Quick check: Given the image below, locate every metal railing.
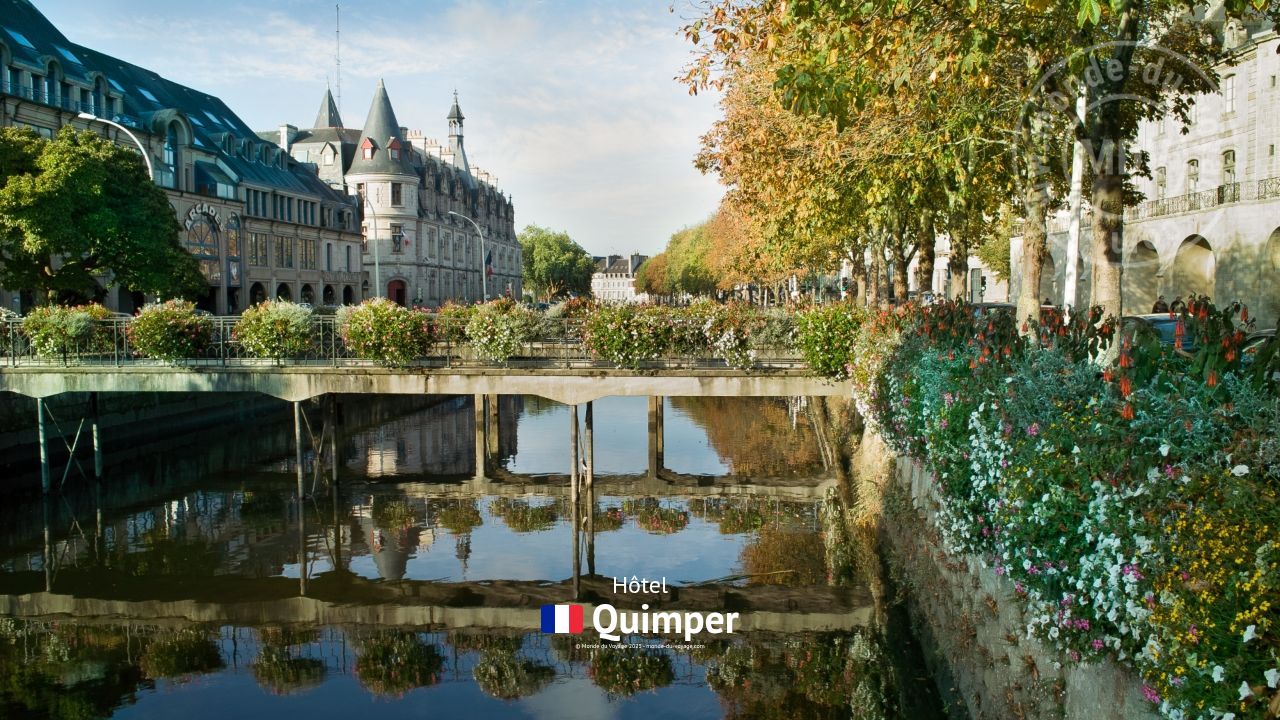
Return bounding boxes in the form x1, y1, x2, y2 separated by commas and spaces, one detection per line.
0, 316, 805, 371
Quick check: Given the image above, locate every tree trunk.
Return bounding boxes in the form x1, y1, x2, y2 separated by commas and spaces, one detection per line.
948, 231, 969, 301
917, 214, 936, 297
867, 252, 882, 307
1091, 156, 1124, 323
889, 242, 910, 305
1017, 183, 1050, 333
846, 248, 865, 305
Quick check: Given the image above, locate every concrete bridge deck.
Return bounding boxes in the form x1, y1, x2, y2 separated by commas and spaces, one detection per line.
0, 365, 849, 404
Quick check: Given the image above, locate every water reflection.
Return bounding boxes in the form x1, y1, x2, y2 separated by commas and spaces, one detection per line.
0, 394, 940, 718
0, 621, 895, 719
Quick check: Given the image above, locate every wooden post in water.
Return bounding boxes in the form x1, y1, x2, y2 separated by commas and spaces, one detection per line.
586, 479, 595, 576
473, 394, 486, 479
584, 401, 594, 488
42, 493, 52, 592
36, 398, 50, 493
487, 393, 499, 456
648, 396, 660, 480
293, 401, 305, 500
90, 392, 103, 480
570, 404, 579, 488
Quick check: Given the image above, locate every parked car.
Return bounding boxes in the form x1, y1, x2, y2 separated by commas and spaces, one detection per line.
1122, 314, 1196, 353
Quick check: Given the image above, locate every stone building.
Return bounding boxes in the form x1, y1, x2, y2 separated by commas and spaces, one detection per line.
1011, 11, 1280, 326
275, 84, 519, 306
591, 253, 648, 303
0, 0, 365, 314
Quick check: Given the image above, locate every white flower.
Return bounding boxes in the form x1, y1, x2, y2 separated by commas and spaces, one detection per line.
1212, 665, 1225, 683
1230, 465, 1250, 476
1159, 444, 1170, 457
1266, 668, 1279, 689
1238, 681, 1252, 700
1243, 625, 1257, 643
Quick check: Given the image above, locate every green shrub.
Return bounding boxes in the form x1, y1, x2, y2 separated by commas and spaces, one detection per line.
465, 298, 538, 363
21, 303, 113, 359
794, 302, 866, 377
126, 300, 213, 361
336, 298, 433, 367
582, 304, 671, 368
435, 301, 475, 344
233, 300, 313, 361
0, 307, 16, 354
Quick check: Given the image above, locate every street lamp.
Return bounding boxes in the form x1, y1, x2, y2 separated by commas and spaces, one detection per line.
448, 211, 487, 302
362, 188, 382, 298
77, 112, 153, 180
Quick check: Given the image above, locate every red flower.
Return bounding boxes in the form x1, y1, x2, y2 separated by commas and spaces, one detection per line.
1119, 376, 1132, 397
1206, 371, 1218, 388
1120, 403, 1135, 421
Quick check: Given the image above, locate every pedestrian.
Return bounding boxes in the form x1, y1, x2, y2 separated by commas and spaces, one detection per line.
1169, 296, 1186, 312
1152, 295, 1169, 313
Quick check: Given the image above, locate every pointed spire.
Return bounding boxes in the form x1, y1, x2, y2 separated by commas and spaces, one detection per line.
314, 87, 343, 129
350, 79, 411, 175
447, 89, 465, 122
447, 91, 473, 188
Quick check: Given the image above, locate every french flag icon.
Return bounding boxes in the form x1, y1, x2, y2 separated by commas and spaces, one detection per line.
541, 604, 585, 634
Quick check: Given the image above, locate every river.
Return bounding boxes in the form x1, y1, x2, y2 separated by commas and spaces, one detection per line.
0, 394, 944, 719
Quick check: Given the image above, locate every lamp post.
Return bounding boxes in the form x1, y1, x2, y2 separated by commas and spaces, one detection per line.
448, 211, 487, 302
363, 188, 382, 298
77, 112, 153, 180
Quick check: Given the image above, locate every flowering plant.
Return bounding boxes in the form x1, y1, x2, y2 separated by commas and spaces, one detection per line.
336, 298, 432, 367
435, 301, 475, 344
465, 297, 538, 363
21, 303, 113, 360
232, 300, 313, 361
126, 300, 213, 362
581, 304, 672, 369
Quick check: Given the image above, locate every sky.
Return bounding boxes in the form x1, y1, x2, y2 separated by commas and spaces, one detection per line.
36, 0, 725, 257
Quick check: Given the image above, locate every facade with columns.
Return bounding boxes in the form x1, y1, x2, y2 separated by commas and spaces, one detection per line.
0, 0, 365, 315
276, 83, 519, 306
1011, 12, 1280, 327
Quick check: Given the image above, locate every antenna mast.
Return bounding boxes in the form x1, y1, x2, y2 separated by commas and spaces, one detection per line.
335, 3, 342, 118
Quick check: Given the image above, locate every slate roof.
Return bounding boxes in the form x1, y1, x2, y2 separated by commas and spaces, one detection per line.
348, 79, 412, 176
0, 0, 351, 205
314, 87, 342, 128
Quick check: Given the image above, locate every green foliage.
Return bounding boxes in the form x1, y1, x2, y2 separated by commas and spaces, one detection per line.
435, 301, 475, 344
794, 302, 867, 378
0, 307, 15, 355
518, 224, 595, 301
860, 298, 1280, 720
139, 629, 224, 679
355, 632, 443, 697
336, 297, 433, 367
0, 127, 206, 302
126, 300, 213, 362
472, 653, 555, 700
974, 232, 1011, 283
21, 303, 112, 359
252, 647, 325, 696
489, 497, 558, 533
589, 647, 674, 697
581, 304, 673, 369
633, 254, 671, 296
233, 301, 313, 360
465, 297, 539, 363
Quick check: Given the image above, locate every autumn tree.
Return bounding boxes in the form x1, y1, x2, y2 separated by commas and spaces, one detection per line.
0, 127, 206, 304
634, 253, 672, 297
518, 224, 595, 301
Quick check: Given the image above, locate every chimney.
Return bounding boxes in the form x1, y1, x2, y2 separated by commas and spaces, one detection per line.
630, 254, 646, 274
278, 124, 298, 152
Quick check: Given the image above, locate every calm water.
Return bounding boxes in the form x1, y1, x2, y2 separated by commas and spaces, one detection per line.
0, 394, 940, 719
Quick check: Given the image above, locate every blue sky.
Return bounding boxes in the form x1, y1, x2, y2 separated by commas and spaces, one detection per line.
38, 0, 724, 256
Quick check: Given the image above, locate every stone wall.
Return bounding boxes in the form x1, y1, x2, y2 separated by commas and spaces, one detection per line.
866, 430, 1159, 720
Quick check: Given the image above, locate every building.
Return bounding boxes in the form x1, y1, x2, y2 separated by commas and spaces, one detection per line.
0, 0, 366, 314
1010, 10, 1280, 326
275, 84, 519, 306
591, 253, 648, 303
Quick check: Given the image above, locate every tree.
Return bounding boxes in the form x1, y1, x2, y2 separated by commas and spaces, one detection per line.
0, 127, 206, 304
634, 253, 671, 297
518, 224, 594, 301
665, 224, 717, 296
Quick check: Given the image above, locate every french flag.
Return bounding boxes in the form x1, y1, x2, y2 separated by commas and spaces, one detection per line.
541, 604, 584, 634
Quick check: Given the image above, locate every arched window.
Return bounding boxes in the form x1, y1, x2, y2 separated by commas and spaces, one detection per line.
1186, 159, 1199, 193
186, 214, 219, 258
164, 124, 178, 169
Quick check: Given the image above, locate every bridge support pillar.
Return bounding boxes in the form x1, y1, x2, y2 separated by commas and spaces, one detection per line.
474, 394, 486, 479
648, 396, 664, 480
487, 394, 499, 456
293, 400, 304, 499
36, 398, 50, 493
90, 392, 102, 480
569, 404, 579, 487
584, 401, 594, 488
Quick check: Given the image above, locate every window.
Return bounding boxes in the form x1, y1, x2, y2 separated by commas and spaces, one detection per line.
185, 216, 219, 259
5, 28, 35, 49
1155, 167, 1166, 200
226, 216, 241, 257
300, 240, 316, 270
108, 78, 124, 92
323, 148, 334, 165
391, 224, 404, 253
1224, 74, 1236, 112
391, 182, 403, 206
1187, 102, 1197, 126
164, 124, 178, 169
345, 246, 353, 271
1222, 150, 1236, 185
137, 87, 158, 103
248, 233, 269, 267
275, 236, 294, 268
1186, 159, 1199, 193
326, 243, 333, 271
54, 46, 81, 64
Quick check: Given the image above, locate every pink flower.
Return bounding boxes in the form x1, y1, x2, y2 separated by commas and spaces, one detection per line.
1141, 685, 1160, 704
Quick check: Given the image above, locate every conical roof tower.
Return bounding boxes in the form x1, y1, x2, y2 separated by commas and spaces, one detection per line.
349, 79, 411, 175
314, 87, 343, 128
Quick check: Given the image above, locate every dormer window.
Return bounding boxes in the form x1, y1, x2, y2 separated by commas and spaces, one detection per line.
388, 137, 402, 161
360, 137, 375, 160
